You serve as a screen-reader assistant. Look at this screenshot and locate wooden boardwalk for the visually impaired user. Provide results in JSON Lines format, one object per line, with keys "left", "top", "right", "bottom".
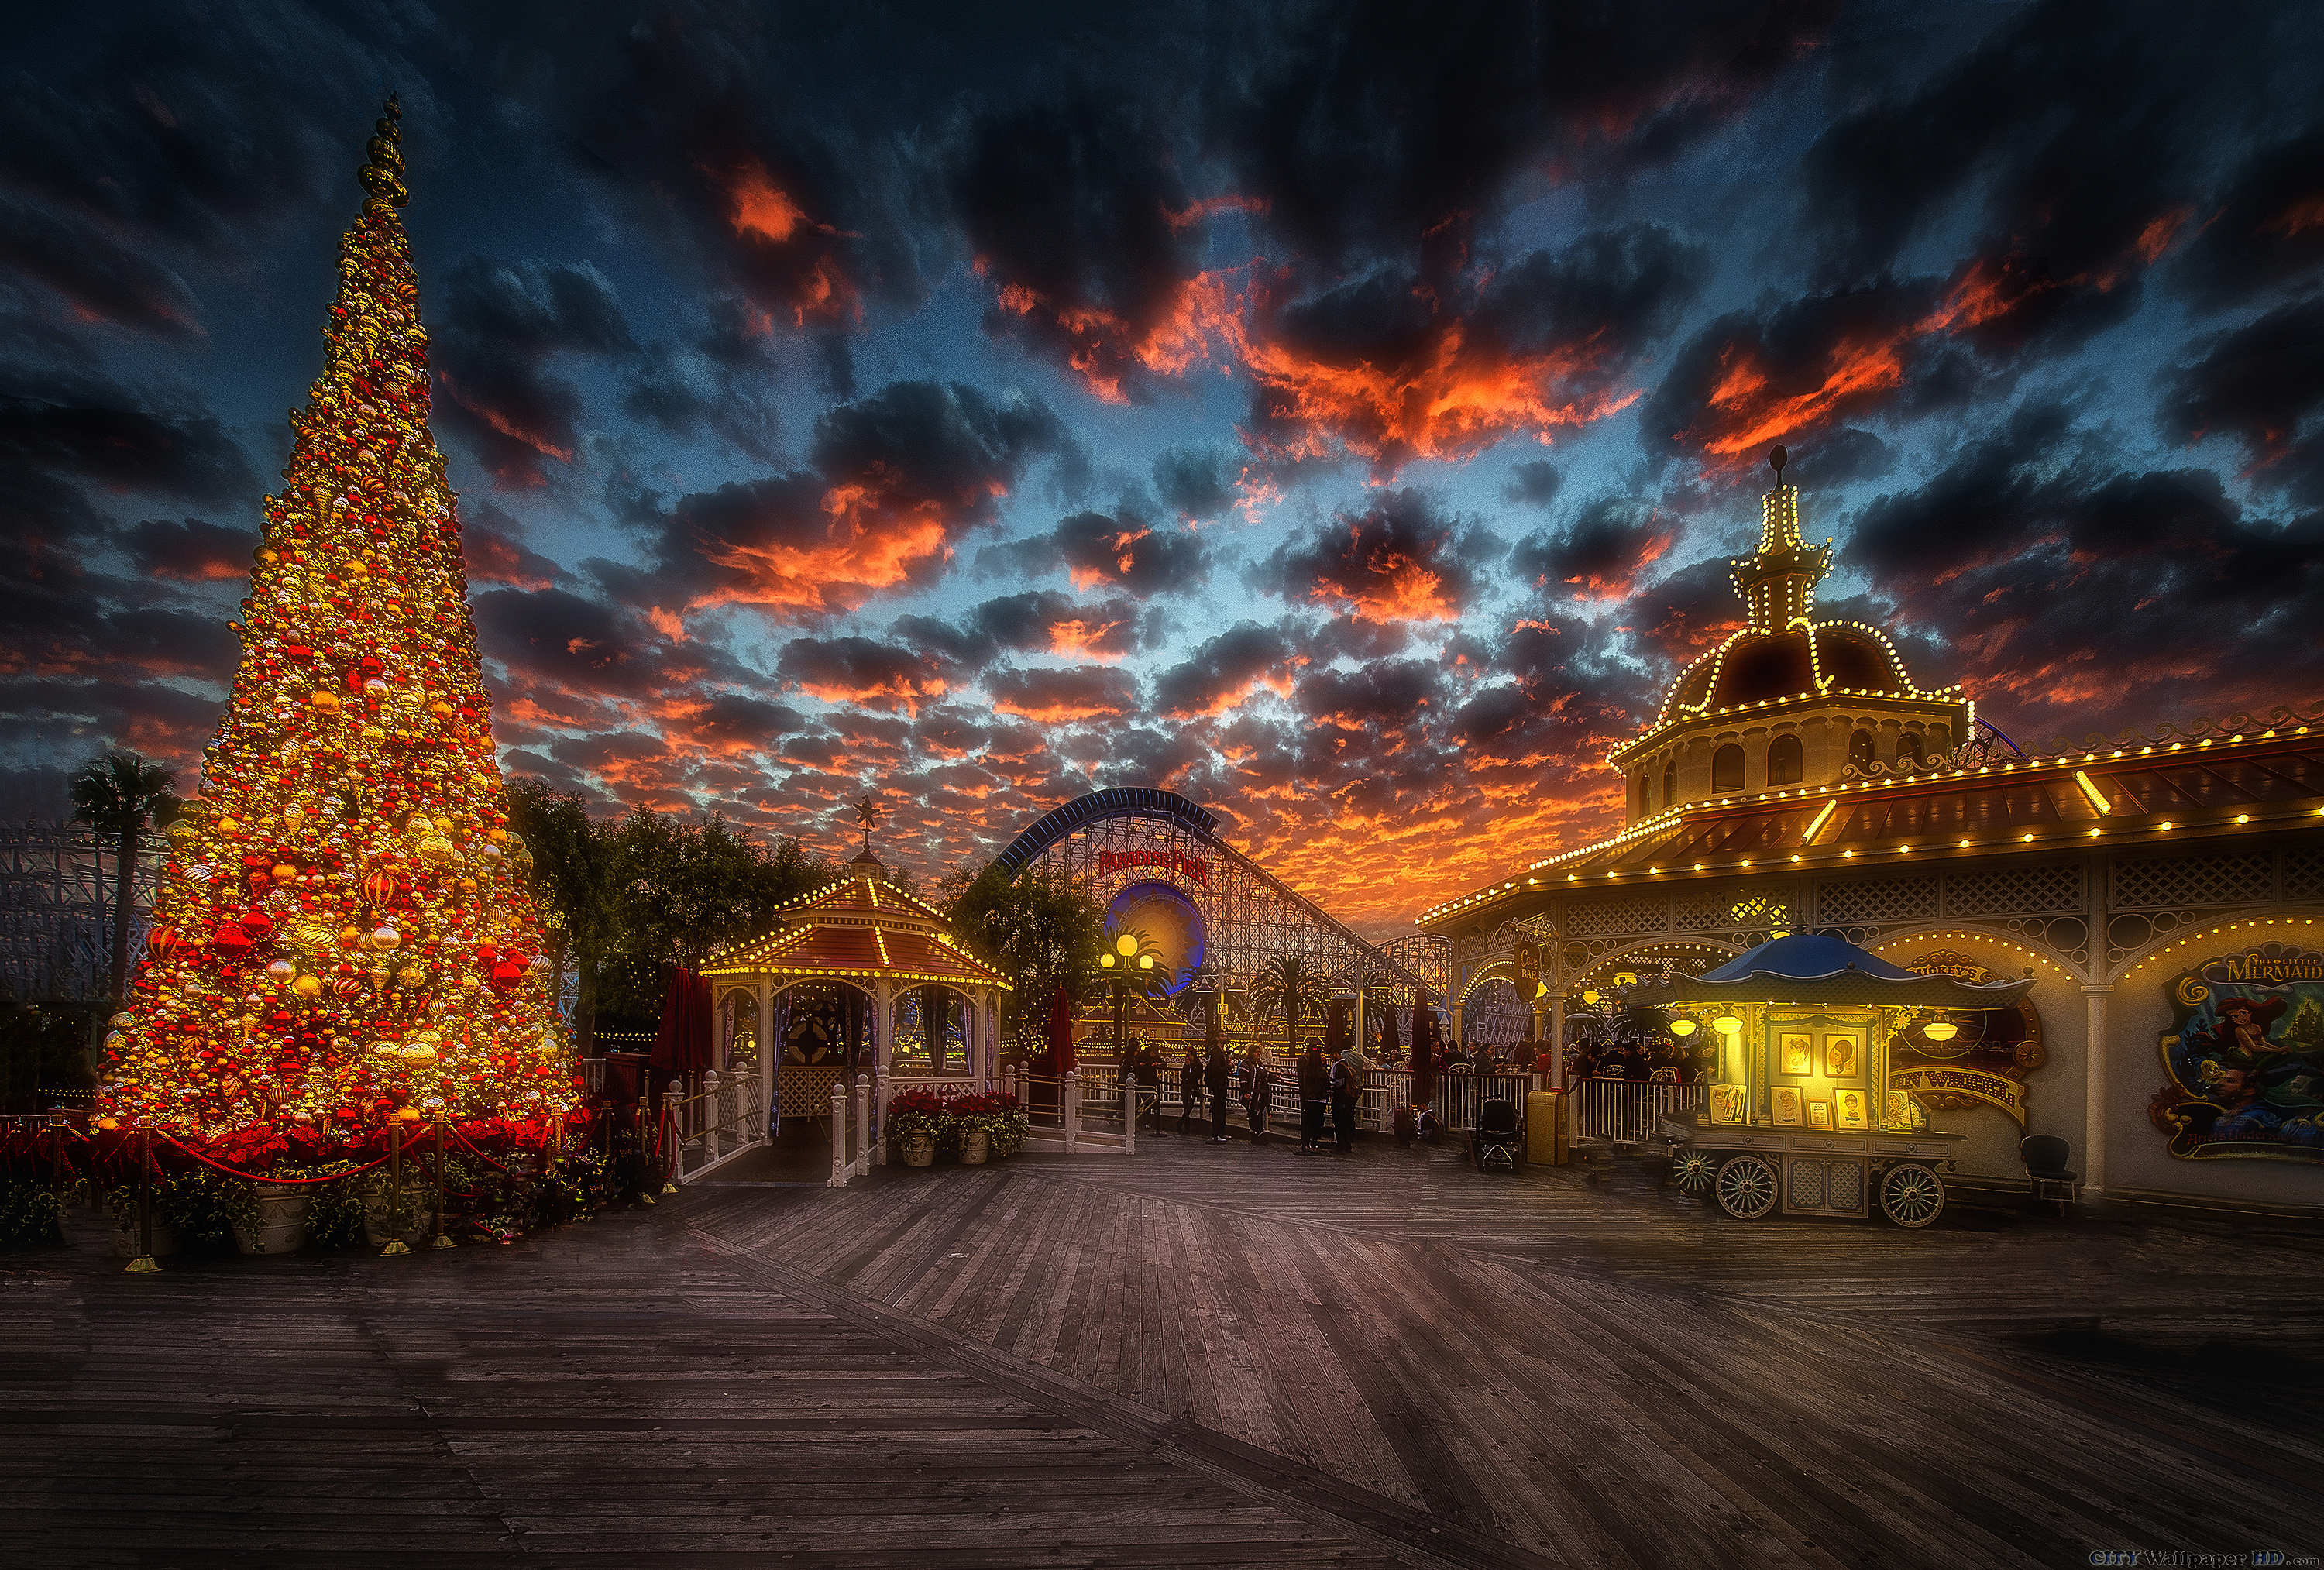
{"left": 5, "top": 1135, "right": 2322, "bottom": 1568}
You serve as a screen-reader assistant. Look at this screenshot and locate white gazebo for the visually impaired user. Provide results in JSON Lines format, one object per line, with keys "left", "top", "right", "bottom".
{"left": 700, "top": 844, "right": 1009, "bottom": 1150}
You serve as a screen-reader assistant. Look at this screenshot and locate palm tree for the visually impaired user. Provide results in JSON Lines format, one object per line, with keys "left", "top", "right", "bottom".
{"left": 1250, "top": 953, "right": 1332, "bottom": 1066}
{"left": 70, "top": 751, "right": 179, "bottom": 1003}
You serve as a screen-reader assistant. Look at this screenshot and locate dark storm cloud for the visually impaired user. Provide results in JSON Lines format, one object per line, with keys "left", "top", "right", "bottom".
{"left": 1502, "top": 461, "right": 1564, "bottom": 509}
{"left": 1241, "top": 222, "right": 1712, "bottom": 476}
{"left": 774, "top": 634, "right": 950, "bottom": 714}
{"left": 0, "top": 196, "right": 206, "bottom": 339}
{"left": 1267, "top": 490, "right": 1501, "bottom": 623}
{"left": 2172, "top": 127, "right": 2324, "bottom": 311}
{"left": 1639, "top": 277, "right": 1995, "bottom": 468}
{"left": 638, "top": 379, "right": 1066, "bottom": 624}
{"left": 1800, "top": 0, "right": 2305, "bottom": 289}
{"left": 1151, "top": 445, "right": 1239, "bottom": 524}
{"left": 1511, "top": 495, "right": 1680, "bottom": 603}
{"left": 122, "top": 518, "right": 256, "bottom": 582}
{"left": 433, "top": 258, "right": 634, "bottom": 486}
{"left": 978, "top": 508, "right": 1212, "bottom": 598}
{"left": 959, "top": 98, "right": 1195, "bottom": 404}
{"left": 562, "top": 9, "right": 923, "bottom": 332}
{"left": 1226, "top": 0, "right": 1839, "bottom": 269}
{"left": 1844, "top": 407, "right": 2324, "bottom": 726}
{"left": 985, "top": 664, "right": 1140, "bottom": 723}
{"left": 1152, "top": 622, "right": 1300, "bottom": 718}
{"left": 2160, "top": 297, "right": 2324, "bottom": 505}
{"left": 471, "top": 586, "right": 669, "bottom": 698}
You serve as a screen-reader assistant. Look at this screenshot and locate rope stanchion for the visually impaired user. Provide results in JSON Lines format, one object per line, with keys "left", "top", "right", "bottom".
{"left": 125, "top": 1127, "right": 160, "bottom": 1275}
{"left": 380, "top": 1122, "right": 411, "bottom": 1257}
{"left": 428, "top": 1122, "right": 455, "bottom": 1249}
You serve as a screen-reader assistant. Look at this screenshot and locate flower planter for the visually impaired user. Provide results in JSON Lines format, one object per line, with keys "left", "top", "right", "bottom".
{"left": 360, "top": 1187, "right": 437, "bottom": 1249}
{"left": 900, "top": 1129, "right": 937, "bottom": 1167}
{"left": 233, "top": 1187, "right": 312, "bottom": 1256}
{"left": 958, "top": 1128, "right": 990, "bottom": 1166}
{"left": 112, "top": 1219, "right": 180, "bottom": 1259}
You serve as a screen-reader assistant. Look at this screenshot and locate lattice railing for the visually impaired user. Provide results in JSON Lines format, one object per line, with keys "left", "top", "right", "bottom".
{"left": 1946, "top": 863, "right": 2083, "bottom": 916}
{"left": 1813, "top": 875, "right": 1937, "bottom": 926}
{"left": 2110, "top": 853, "right": 2274, "bottom": 912}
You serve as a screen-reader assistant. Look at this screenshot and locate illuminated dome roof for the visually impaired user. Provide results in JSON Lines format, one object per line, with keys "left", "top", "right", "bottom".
{"left": 1665, "top": 620, "right": 1916, "bottom": 716}
{"left": 1650, "top": 459, "right": 1950, "bottom": 727}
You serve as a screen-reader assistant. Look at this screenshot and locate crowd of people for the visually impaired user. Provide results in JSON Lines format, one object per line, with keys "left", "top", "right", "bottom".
{"left": 1111, "top": 1036, "right": 1550, "bottom": 1156}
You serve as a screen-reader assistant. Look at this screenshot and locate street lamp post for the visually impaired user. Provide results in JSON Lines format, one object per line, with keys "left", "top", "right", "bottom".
{"left": 1098, "top": 934, "right": 1155, "bottom": 1060}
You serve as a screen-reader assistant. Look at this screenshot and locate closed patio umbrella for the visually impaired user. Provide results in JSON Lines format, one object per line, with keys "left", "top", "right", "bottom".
{"left": 1409, "top": 989, "right": 1435, "bottom": 1113}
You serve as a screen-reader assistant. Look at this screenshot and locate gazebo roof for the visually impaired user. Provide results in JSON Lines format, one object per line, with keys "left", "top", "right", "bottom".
{"left": 1631, "top": 933, "right": 2031, "bottom": 1009}
{"left": 700, "top": 864, "right": 1010, "bottom": 991}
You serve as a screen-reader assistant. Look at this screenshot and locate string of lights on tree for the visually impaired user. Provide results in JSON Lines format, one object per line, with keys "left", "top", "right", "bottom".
{"left": 96, "top": 98, "right": 579, "bottom": 1145}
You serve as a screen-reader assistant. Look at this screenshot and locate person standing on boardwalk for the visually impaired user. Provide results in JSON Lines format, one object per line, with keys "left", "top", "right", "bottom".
{"left": 1246, "top": 1053, "right": 1275, "bottom": 1144}
{"left": 1298, "top": 1041, "right": 1328, "bottom": 1153}
{"left": 1207, "top": 1038, "right": 1232, "bottom": 1142}
{"left": 1330, "top": 1047, "right": 1363, "bottom": 1154}
{"left": 1133, "top": 1039, "right": 1164, "bottom": 1133}
{"left": 1178, "top": 1042, "right": 1203, "bottom": 1134}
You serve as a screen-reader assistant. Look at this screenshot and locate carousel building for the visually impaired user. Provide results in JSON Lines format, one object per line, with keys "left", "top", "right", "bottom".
{"left": 1420, "top": 459, "right": 2324, "bottom": 1215}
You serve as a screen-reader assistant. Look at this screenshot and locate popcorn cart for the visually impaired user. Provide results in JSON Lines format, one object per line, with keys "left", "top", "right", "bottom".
{"left": 1638, "top": 934, "right": 2032, "bottom": 1227}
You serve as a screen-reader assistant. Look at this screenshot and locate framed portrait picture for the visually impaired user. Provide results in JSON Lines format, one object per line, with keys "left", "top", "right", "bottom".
{"left": 1886, "top": 1092, "right": 1926, "bottom": 1132}
{"left": 1780, "top": 1033, "right": 1813, "bottom": 1076}
{"left": 1834, "top": 1088, "right": 1867, "bottom": 1129}
{"left": 1770, "top": 1086, "right": 1803, "bottom": 1126}
{"left": 1823, "top": 1034, "right": 1859, "bottom": 1078}
{"left": 1805, "top": 1098, "right": 1833, "bottom": 1129}
{"left": 1707, "top": 1084, "right": 1748, "bottom": 1125}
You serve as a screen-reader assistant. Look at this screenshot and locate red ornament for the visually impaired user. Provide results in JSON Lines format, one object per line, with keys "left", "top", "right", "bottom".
{"left": 488, "top": 959, "right": 524, "bottom": 993}
{"left": 211, "top": 923, "right": 254, "bottom": 957}
{"left": 240, "top": 909, "right": 274, "bottom": 940}
{"left": 146, "top": 926, "right": 183, "bottom": 959}
{"left": 361, "top": 870, "right": 399, "bottom": 906}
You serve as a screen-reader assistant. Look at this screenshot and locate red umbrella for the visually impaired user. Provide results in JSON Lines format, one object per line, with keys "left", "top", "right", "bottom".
{"left": 651, "top": 966, "right": 713, "bottom": 1077}
{"left": 1408, "top": 988, "right": 1435, "bottom": 1111}
{"left": 1047, "top": 981, "right": 1076, "bottom": 1077}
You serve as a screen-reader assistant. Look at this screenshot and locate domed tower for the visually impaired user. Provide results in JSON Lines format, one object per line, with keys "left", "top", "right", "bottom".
{"left": 1610, "top": 447, "right": 1972, "bottom": 824}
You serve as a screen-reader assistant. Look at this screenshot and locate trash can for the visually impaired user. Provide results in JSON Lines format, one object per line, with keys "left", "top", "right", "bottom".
{"left": 1526, "top": 1090, "right": 1568, "bottom": 1166}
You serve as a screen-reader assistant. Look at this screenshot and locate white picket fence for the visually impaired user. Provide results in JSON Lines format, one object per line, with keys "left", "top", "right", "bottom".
{"left": 1570, "top": 1080, "right": 1706, "bottom": 1144}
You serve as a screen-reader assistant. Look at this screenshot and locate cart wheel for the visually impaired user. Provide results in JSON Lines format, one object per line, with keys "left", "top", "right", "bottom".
{"left": 1714, "top": 1153, "right": 1778, "bottom": 1220}
{"left": 1879, "top": 1162, "right": 1945, "bottom": 1228}
{"left": 1671, "top": 1149, "right": 1717, "bottom": 1197}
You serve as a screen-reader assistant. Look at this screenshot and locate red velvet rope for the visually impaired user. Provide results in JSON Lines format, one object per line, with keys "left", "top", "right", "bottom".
{"left": 152, "top": 1132, "right": 398, "bottom": 1186}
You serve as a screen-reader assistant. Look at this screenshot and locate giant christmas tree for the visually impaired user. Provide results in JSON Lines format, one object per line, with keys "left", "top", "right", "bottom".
{"left": 98, "top": 98, "right": 580, "bottom": 1144}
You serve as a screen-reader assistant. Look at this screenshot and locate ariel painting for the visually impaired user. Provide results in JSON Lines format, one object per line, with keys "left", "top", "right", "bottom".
{"left": 2150, "top": 945, "right": 2324, "bottom": 1162}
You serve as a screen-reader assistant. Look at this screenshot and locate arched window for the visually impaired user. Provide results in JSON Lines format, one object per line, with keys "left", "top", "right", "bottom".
{"left": 1848, "top": 730, "right": 1875, "bottom": 771}
{"left": 1712, "top": 744, "right": 1745, "bottom": 792}
{"left": 1636, "top": 775, "right": 1652, "bottom": 816}
{"left": 1767, "top": 733, "right": 1803, "bottom": 785}
{"left": 1899, "top": 733, "right": 1924, "bottom": 766}
{"left": 1662, "top": 760, "right": 1677, "bottom": 810}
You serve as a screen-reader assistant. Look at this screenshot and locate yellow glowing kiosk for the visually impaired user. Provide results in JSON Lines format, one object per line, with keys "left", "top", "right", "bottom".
{"left": 1642, "top": 933, "right": 2031, "bottom": 1225}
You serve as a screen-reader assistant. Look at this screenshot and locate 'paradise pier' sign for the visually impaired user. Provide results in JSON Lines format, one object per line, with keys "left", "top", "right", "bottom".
{"left": 1098, "top": 847, "right": 1209, "bottom": 886}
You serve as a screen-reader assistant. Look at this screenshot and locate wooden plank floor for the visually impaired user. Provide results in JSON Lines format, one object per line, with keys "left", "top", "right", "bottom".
{"left": 5, "top": 1135, "right": 2322, "bottom": 1568}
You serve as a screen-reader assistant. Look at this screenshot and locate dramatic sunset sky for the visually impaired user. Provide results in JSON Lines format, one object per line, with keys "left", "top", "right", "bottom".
{"left": 7, "top": 2, "right": 2323, "bottom": 933}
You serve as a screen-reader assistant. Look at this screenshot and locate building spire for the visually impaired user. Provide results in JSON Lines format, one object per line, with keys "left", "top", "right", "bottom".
{"left": 1733, "top": 442, "right": 1831, "bottom": 630}
{"left": 358, "top": 94, "right": 407, "bottom": 208}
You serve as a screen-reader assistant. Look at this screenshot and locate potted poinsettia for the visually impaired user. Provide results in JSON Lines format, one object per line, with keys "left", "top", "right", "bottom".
{"left": 948, "top": 1092, "right": 1026, "bottom": 1163}
{"left": 885, "top": 1090, "right": 947, "bottom": 1167}
{"left": 211, "top": 1125, "right": 311, "bottom": 1256}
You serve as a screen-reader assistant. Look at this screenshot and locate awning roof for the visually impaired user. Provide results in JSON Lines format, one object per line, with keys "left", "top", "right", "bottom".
{"left": 1631, "top": 933, "right": 2032, "bottom": 1008}
{"left": 1420, "top": 723, "right": 2324, "bottom": 929}
{"left": 699, "top": 873, "right": 1010, "bottom": 990}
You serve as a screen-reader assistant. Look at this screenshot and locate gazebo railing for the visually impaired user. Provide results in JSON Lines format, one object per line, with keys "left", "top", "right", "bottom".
{"left": 664, "top": 1069, "right": 768, "bottom": 1184}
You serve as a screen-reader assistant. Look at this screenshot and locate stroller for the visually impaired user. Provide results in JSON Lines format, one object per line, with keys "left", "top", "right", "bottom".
{"left": 1471, "top": 1099, "right": 1522, "bottom": 1171}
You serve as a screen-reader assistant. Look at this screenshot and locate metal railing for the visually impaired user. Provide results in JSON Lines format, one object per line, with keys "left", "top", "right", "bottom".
{"left": 1570, "top": 1079, "right": 1706, "bottom": 1144}
{"left": 1085, "top": 1063, "right": 1543, "bottom": 1135}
